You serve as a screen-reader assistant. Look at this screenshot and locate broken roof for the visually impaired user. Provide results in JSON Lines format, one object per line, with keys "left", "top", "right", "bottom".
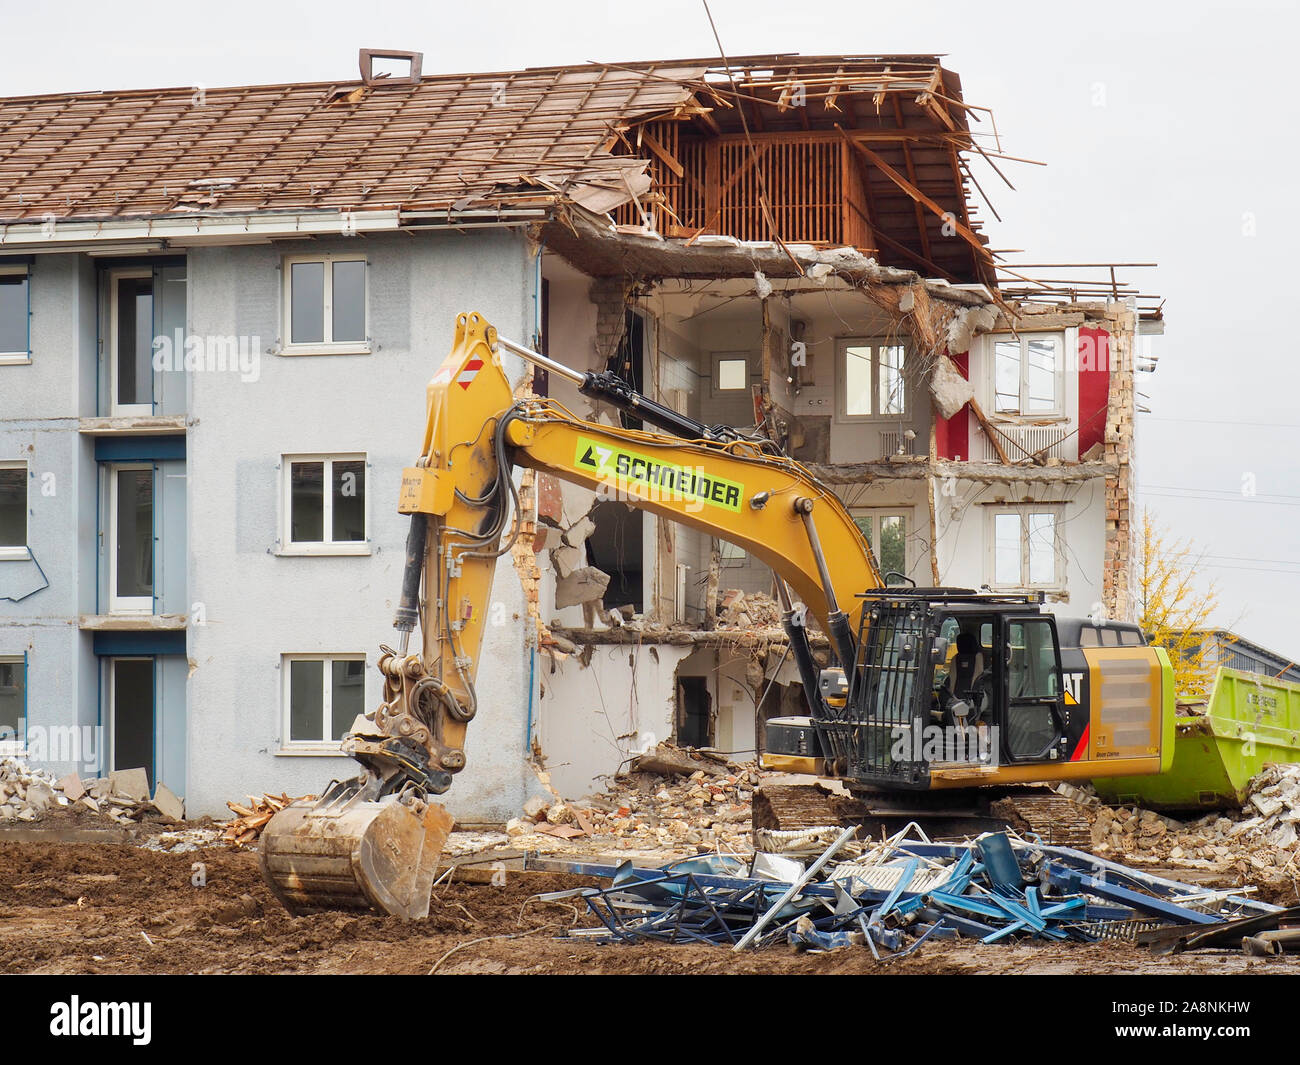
{"left": 0, "top": 52, "right": 997, "bottom": 283}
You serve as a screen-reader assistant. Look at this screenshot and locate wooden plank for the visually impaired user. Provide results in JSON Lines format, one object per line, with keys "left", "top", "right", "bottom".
{"left": 639, "top": 127, "right": 684, "bottom": 179}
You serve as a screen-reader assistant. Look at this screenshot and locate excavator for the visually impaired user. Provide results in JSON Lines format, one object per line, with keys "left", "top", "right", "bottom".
{"left": 259, "top": 312, "right": 1176, "bottom": 918}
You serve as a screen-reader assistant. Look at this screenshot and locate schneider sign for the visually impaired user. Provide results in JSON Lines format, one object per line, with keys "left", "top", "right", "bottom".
{"left": 574, "top": 437, "right": 744, "bottom": 513}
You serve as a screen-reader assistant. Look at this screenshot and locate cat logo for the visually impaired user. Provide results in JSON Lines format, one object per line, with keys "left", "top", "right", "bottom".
{"left": 1062, "top": 672, "right": 1084, "bottom": 705}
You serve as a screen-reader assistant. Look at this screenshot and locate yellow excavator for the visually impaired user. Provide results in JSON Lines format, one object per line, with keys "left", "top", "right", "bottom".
{"left": 259, "top": 312, "right": 1175, "bottom": 918}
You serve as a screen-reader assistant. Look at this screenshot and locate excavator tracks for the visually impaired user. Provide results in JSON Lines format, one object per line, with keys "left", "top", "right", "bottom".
{"left": 753, "top": 782, "right": 1096, "bottom": 848}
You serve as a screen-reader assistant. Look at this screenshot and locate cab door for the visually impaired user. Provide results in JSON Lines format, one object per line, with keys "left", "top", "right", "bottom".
{"left": 998, "top": 615, "right": 1067, "bottom": 763}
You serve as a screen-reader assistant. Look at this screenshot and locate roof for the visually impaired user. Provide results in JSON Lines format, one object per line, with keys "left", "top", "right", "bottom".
{"left": 0, "top": 53, "right": 994, "bottom": 283}
{"left": 0, "top": 61, "right": 705, "bottom": 223}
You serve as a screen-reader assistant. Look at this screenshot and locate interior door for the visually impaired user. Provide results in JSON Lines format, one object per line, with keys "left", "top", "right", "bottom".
{"left": 998, "top": 616, "right": 1066, "bottom": 763}
{"left": 110, "top": 657, "right": 155, "bottom": 787}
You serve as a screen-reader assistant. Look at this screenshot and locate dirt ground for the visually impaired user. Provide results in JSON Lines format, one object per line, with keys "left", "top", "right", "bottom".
{"left": 2, "top": 841, "right": 1297, "bottom": 975}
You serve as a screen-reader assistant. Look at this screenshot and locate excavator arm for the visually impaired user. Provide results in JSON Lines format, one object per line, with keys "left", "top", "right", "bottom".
{"left": 260, "top": 311, "right": 885, "bottom": 918}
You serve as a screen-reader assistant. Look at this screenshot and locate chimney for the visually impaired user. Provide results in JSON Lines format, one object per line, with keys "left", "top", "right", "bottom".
{"left": 358, "top": 48, "right": 423, "bottom": 85}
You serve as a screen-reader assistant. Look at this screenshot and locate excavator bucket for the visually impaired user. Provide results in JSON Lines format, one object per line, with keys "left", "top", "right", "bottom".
{"left": 259, "top": 785, "right": 455, "bottom": 919}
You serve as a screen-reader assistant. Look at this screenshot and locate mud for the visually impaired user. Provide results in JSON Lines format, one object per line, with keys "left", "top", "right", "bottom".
{"left": 3, "top": 841, "right": 1299, "bottom": 974}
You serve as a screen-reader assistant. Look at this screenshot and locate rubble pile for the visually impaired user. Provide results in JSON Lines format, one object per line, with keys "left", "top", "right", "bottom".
{"left": 507, "top": 744, "right": 759, "bottom": 854}
{"left": 0, "top": 758, "right": 185, "bottom": 825}
{"left": 718, "top": 590, "right": 782, "bottom": 629}
{"left": 1088, "top": 765, "right": 1300, "bottom": 885}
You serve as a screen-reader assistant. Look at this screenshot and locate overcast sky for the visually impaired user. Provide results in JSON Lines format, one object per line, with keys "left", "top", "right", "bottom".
{"left": 6, "top": 0, "right": 1296, "bottom": 653}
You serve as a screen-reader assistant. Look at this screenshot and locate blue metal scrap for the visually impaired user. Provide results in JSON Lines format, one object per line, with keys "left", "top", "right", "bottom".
{"left": 525, "top": 829, "right": 1277, "bottom": 953}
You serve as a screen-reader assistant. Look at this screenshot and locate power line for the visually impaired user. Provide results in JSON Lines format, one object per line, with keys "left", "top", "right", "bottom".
{"left": 1142, "top": 490, "right": 1300, "bottom": 508}
{"left": 1199, "top": 562, "right": 1300, "bottom": 576}
{"left": 1142, "top": 483, "right": 1300, "bottom": 501}
{"left": 1140, "top": 416, "right": 1300, "bottom": 429}
{"left": 1201, "top": 553, "right": 1300, "bottom": 567}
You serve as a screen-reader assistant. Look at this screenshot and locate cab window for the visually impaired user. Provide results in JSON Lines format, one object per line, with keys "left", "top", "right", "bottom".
{"left": 1007, "top": 620, "right": 1059, "bottom": 699}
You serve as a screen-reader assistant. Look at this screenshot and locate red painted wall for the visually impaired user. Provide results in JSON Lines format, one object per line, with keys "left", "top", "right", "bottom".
{"left": 1077, "top": 327, "right": 1110, "bottom": 458}
{"left": 935, "top": 350, "right": 969, "bottom": 460}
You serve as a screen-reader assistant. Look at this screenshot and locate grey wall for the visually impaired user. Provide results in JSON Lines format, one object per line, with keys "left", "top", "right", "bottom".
{"left": 184, "top": 228, "right": 539, "bottom": 821}
{"left": 0, "top": 253, "right": 101, "bottom": 777}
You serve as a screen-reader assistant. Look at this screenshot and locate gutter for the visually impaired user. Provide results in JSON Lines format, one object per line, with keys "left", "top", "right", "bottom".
{"left": 0, "top": 205, "right": 552, "bottom": 251}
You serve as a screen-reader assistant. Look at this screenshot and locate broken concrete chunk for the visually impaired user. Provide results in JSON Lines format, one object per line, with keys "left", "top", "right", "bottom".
{"left": 78, "top": 796, "right": 101, "bottom": 814}
{"left": 522, "top": 795, "right": 550, "bottom": 821}
{"left": 558, "top": 481, "right": 597, "bottom": 528}
{"left": 24, "top": 781, "right": 55, "bottom": 812}
{"left": 88, "top": 778, "right": 113, "bottom": 800}
{"left": 554, "top": 566, "right": 610, "bottom": 609}
{"left": 551, "top": 544, "right": 585, "bottom": 580}
{"left": 562, "top": 515, "right": 596, "bottom": 547}
{"left": 531, "top": 524, "right": 560, "bottom": 552}
{"left": 56, "top": 773, "right": 86, "bottom": 801}
{"left": 109, "top": 768, "right": 151, "bottom": 803}
{"left": 1251, "top": 794, "right": 1285, "bottom": 819}
{"left": 929, "top": 355, "right": 975, "bottom": 420}
{"left": 152, "top": 782, "right": 185, "bottom": 822}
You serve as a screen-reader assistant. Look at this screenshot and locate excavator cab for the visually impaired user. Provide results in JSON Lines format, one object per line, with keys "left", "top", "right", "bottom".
{"left": 763, "top": 591, "right": 1074, "bottom": 788}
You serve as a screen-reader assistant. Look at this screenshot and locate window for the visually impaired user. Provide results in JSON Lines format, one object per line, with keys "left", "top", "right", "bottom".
{"left": 282, "top": 455, "right": 368, "bottom": 554}
{"left": 0, "top": 461, "right": 27, "bottom": 561}
{"left": 0, "top": 656, "right": 24, "bottom": 750}
{"left": 992, "top": 334, "right": 1063, "bottom": 416}
{"left": 838, "top": 339, "right": 906, "bottom": 419}
{"left": 719, "top": 540, "right": 746, "bottom": 564}
{"left": 282, "top": 654, "right": 366, "bottom": 749}
{"left": 989, "top": 507, "right": 1062, "bottom": 590}
{"left": 854, "top": 510, "right": 908, "bottom": 579}
{"left": 110, "top": 270, "right": 154, "bottom": 415}
{"left": 283, "top": 255, "right": 368, "bottom": 353}
{"left": 109, "top": 465, "right": 154, "bottom": 613}
{"left": 0, "top": 266, "right": 30, "bottom": 363}
{"left": 711, "top": 352, "right": 750, "bottom": 394}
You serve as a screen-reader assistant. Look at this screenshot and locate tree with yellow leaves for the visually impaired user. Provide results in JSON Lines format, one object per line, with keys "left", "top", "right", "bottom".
{"left": 1136, "top": 509, "right": 1221, "bottom": 700}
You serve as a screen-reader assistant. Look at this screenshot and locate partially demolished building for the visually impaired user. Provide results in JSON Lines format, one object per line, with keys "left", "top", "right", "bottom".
{"left": 0, "top": 51, "right": 1160, "bottom": 817}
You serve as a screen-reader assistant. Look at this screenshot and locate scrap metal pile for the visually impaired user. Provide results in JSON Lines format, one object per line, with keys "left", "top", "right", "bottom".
{"left": 530, "top": 822, "right": 1292, "bottom": 956}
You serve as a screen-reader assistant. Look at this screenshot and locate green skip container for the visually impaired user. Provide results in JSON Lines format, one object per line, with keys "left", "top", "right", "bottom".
{"left": 1093, "top": 667, "right": 1300, "bottom": 811}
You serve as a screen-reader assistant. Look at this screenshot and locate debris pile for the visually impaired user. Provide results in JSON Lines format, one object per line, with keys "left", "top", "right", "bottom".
{"left": 718, "top": 590, "right": 782, "bottom": 629}
{"left": 1088, "top": 764, "right": 1300, "bottom": 887}
{"left": 506, "top": 744, "right": 758, "bottom": 853}
{"left": 221, "top": 793, "right": 312, "bottom": 847}
{"left": 0, "top": 758, "right": 185, "bottom": 825}
{"left": 530, "top": 823, "right": 1288, "bottom": 954}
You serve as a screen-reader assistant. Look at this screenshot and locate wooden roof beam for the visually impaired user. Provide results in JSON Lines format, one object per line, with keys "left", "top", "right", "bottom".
{"left": 838, "top": 127, "right": 990, "bottom": 267}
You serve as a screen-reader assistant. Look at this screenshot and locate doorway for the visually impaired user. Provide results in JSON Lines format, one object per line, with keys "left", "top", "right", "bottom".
{"left": 676, "top": 675, "right": 712, "bottom": 748}
{"left": 110, "top": 657, "right": 154, "bottom": 786}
